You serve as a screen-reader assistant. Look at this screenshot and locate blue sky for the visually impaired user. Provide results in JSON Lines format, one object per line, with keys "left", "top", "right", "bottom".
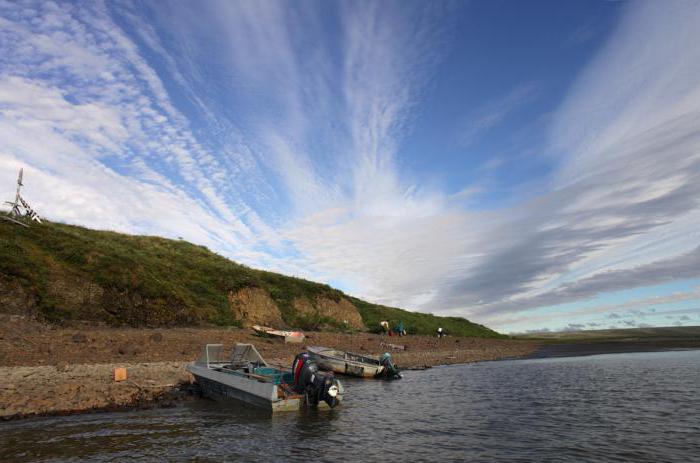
{"left": 1, "top": 0, "right": 699, "bottom": 333}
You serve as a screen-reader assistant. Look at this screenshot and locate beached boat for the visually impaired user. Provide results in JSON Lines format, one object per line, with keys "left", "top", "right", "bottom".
{"left": 251, "top": 325, "right": 305, "bottom": 343}
{"left": 307, "top": 346, "right": 402, "bottom": 379}
{"left": 187, "top": 343, "right": 343, "bottom": 412}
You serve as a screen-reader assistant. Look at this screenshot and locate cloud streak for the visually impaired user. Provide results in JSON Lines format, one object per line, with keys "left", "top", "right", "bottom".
{"left": 0, "top": 1, "right": 271, "bottom": 262}
{"left": 434, "top": 0, "right": 700, "bottom": 327}
{"left": 2, "top": 0, "right": 699, "bottom": 332}
{"left": 459, "top": 82, "right": 538, "bottom": 147}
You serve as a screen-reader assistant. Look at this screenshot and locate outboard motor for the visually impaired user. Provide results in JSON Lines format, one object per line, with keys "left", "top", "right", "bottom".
{"left": 380, "top": 352, "right": 403, "bottom": 380}
{"left": 292, "top": 353, "right": 341, "bottom": 408}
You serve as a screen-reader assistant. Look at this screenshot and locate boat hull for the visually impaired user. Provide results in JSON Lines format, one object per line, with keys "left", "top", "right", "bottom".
{"left": 308, "top": 348, "right": 384, "bottom": 378}
{"left": 187, "top": 363, "right": 341, "bottom": 412}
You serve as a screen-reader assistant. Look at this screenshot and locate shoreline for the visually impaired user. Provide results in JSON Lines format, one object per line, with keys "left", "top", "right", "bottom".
{"left": 7, "top": 344, "right": 698, "bottom": 421}
{"left": 0, "top": 362, "right": 192, "bottom": 420}
{"left": 526, "top": 340, "right": 700, "bottom": 359}
{"left": 0, "top": 316, "right": 537, "bottom": 420}
{"left": 4, "top": 316, "right": 697, "bottom": 420}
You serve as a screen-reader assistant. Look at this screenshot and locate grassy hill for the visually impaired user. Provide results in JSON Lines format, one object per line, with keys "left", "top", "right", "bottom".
{"left": 0, "top": 214, "right": 502, "bottom": 337}
{"left": 351, "top": 297, "right": 499, "bottom": 338}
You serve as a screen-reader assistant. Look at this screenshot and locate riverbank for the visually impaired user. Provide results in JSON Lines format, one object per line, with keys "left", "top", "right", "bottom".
{"left": 527, "top": 340, "right": 700, "bottom": 358}
{"left": 0, "top": 315, "right": 538, "bottom": 420}
{"left": 518, "top": 325, "right": 700, "bottom": 359}
{"left": 0, "top": 362, "right": 190, "bottom": 419}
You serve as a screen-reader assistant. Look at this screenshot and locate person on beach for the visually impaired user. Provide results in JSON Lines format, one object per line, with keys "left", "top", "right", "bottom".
{"left": 437, "top": 327, "right": 444, "bottom": 338}
{"left": 380, "top": 320, "right": 389, "bottom": 335}
{"left": 395, "top": 320, "right": 405, "bottom": 337}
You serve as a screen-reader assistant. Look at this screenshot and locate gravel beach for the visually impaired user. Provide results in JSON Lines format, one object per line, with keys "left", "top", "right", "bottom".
{"left": 0, "top": 315, "right": 539, "bottom": 419}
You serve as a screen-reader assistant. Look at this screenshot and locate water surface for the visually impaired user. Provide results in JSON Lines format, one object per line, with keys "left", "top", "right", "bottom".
{"left": 2, "top": 350, "right": 698, "bottom": 462}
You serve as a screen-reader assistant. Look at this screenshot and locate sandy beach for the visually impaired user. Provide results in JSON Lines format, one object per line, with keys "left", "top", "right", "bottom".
{"left": 0, "top": 315, "right": 538, "bottom": 420}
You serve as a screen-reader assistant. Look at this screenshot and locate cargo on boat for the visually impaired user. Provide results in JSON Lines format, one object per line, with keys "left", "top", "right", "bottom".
{"left": 307, "top": 346, "right": 402, "bottom": 380}
{"left": 186, "top": 343, "right": 343, "bottom": 412}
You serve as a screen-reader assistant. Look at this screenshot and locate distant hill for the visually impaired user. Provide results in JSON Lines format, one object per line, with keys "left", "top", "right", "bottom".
{"left": 0, "top": 214, "right": 502, "bottom": 337}
{"left": 515, "top": 326, "right": 700, "bottom": 342}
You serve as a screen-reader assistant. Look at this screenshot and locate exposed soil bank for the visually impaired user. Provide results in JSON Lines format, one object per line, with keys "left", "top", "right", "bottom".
{"left": 0, "top": 315, "right": 538, "bottom": 419}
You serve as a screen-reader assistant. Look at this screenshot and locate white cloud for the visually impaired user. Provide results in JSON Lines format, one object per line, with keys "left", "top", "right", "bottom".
{"left": 492, "top": 286, "right": 700, "bottom": 330}
{"left": 0, "top": 1, "right": 270, "bottom": 261}
{"left": 459, "top": 82, "right": 538, "bottom": 146}
{"left": 431, "top": 0, "right": 700, "bottom": 327}
{"left": 2, "top": 0, "right": 699, "bottom": 334}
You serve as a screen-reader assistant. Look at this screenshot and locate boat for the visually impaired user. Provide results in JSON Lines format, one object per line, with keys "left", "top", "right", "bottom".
{"left": 307, "top": 346, "right": 402, "bottom": 380}
{"left": 186, "top": 343, "right": 343, "bottom": 412}
{"left": 251, "top": 325, "right": 305, "bottom": 343}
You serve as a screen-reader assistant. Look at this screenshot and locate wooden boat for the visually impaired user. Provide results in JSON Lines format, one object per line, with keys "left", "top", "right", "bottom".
{"left": 186, "top": 343, "right": 343, "bottom": 412}
{"left": 307, "top": 346, "right": 402, "bottom": 379}
{"left": 251, "top": 325, "right": 305, "bottom": 343}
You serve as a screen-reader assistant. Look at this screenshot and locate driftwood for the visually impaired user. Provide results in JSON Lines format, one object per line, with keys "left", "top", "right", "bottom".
{"left": 380, "top": 342, "right": 406, "bottom": 351}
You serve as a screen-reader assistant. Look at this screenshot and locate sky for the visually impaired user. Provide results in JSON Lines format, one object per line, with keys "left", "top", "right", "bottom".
{"left": 1, "top": 0, "right": 699, "bottom": 333}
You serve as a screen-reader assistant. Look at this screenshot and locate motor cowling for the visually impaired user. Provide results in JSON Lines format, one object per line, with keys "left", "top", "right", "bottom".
{"left": 292, "top": 353, "right": 341, "bottom": 408}
{"left": 380, "top": 352, "right": 403, "bottom": 380}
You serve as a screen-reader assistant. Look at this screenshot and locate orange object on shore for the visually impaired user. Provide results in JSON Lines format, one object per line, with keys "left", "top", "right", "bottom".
{"left": 113, "top": 367, "right": 127, "bottom": 382}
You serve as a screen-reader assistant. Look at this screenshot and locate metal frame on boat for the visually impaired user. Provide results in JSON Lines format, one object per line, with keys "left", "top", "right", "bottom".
{"left": 186, "top": 343, "right": 343, "bottom": 412}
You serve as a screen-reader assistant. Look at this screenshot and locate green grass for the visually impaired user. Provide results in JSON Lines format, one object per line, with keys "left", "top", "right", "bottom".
{"left": 0, "top": 214, "right": 500, "bottom": 337}
{"left": 350, "top": 297, "right": 504, "bottom": 338}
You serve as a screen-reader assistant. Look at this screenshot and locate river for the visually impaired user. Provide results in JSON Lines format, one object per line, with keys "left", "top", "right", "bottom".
{"left": 1, "top": 349, "right": 698, "bottom": 462}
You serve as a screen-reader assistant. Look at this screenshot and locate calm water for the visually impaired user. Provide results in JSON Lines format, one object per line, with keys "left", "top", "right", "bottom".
{"left": 2, "top": 350, "right": 699, "bottom": 462}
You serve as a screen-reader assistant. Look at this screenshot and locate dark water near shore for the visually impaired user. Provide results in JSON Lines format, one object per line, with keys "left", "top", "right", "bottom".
{"left": 2, "top": 350, "right": 699, "bottom": 462}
